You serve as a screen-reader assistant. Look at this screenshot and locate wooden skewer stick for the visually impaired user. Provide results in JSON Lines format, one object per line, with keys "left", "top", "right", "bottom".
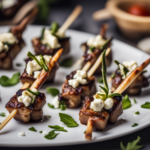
{"left": 88, "top": 48, "right": 111, "bottom": 77}
{"left": 59, "top": 5, "right": 82, "bottom": 33}
{"left": 114, "top": 58, "right": 150, "bottom": 94}
{"left": 82, "top": 62, "right": 92, "bottom": 72}
{"left": 0, "top": 49, "right": 63, "bottom": 131}
{"left": 72, "top": 57, "right": 85, "bottom": 69}
{"left": 85, "top": 117, "right": 94, "bottom": 140}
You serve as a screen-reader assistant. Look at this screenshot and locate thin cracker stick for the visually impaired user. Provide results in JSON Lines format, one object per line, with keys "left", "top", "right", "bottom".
{"left": 60, "top": 5, "right": 82, "bottom": 33}
{"left": 85, "top": 117, "right": 94, "bottom": 140}
{"left": 82, "top": 62, "right": 92, "bottom": 72}
{"left": 114, "top": 58, "right": 150, "bottom": 94}
{"left": 21, "top": 82, "right": 31, "bottom": 89}
{"left": 88, "top": 48, "right": 111, "bottom": 77}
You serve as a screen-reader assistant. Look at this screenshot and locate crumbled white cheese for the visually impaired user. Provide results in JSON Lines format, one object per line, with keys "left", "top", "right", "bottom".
{"left": 18, "top": 132, "right": 25, "bottom": 137}
{"left": 51, "top": 96, "right": 60, "bottom": 108}
{"left": 42, "top": 29, "right": 60, "bottom": 49}
{"left": 34, "top": 71, "right": 41, "bottom": 79}
{"left": 104, "top": 98, "right": 114, "bottom": 110}
{"left": 26, "top": 55, "right": 52, "bottom": 76}
{"left": 0, "top": 41, "right": 9, "bottom": 52}
{"left": 119, "top": 61, "right": 138, "bottom": 79}
{"left": 87, "top": 35, "right": 106, "bottom": 48}
{"left": 87, "top": 49, "right": 92, "bottom": 54}
{"left": 0, "top": 33, "right": 16, "bottom": 44}
{"left": 17, "top": 88, "right": 38, "bottom": 107}
{"left": 90, "top": 99, "right": 105, "bottom": 112}
{"left": 68, "top": 70, "right": 88, "bottom": 88}
{"left": 42, "top": 131, "right": 48, "bottom": 136}
{"left": 2, "top": 0, "right": 17, "bottom": 9}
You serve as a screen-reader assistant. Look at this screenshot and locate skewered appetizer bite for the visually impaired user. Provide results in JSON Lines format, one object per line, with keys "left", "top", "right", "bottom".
{"left": 52, "top": 48, "right": 111, "bottom": 108}
{"left": 32, "top": 5, "right": 82, "bottom": 56}
{"left": 79, "top": 50, "right": 150, "bottom": 140}
{"left": 0, "top": 49, "right": 63, "bottom": 129}
{"left": 20, "top": 52, "right": 58, "bottom": 85}
{"left": 0, "top": 8, "right": 37, "bottom": 70}
{"left": 111, "top": 60, "right": 149, "bottom": 95}
{"left": 81, "top": 24, "right": 112, "bottom": 75}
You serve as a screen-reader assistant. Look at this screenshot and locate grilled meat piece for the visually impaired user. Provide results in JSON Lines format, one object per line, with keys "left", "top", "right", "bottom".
{"left": 0, "top": 55, "right": 12, "bottom": 69}
{"left": 32, "top": 37, "right": 70, "bottom": 56}
{"left": 81, "top": 42, "right": 112, "bottom": 75}
{"left": 5, "top": 89, "right": 46, "bottom": 122}
{"left": 79, "top": 96, "right": 123, "bottom": 130}
{"left": 112, "top": 69, "right": 149, "bottom": 95}
{"left": 20, "top": 58, "right": 59, "bottom": 84}
{"left": 59, "top": 71, "right": 96, "bottom": 108}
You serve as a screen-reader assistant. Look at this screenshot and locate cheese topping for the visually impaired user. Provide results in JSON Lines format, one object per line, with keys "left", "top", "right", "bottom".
{"left": 119, "top": 61, "right": 138, "bottom": 79}
{"left": 87, "top": 35, "right": 106, "bottom": 48}
{"left": 42, "top": 29, "right": 61, "bottom": 49}
{"left": 26, "top": 55, "right": 52, "bottom": 78}
{"left": 68, "top": 70, "right": 88, "bottom": 88}
{"left": 42, "top": 131, "right": 48, "bottom": 136}
{"left": 90, "top": 99, "right": 105, "bottom": 112}
{"left": 17, "top": 88, "right": 38, "bottom": 107}
{"left": 0, "top": 41, "right": 9, "bottom": 52}
{"left": 2, "top": 0, "right": 17, "bottom": 9}
{"left": 51, "top": 96, "right": 60, "bottom": 108}
{"left": 18, "top": 132, "right": 25, "bottom": 137}
{"left": 0, "top": 33, "right": 16, "bottom": 44}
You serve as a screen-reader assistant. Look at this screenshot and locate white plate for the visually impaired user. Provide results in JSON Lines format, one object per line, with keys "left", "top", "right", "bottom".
{"left": 0, "top": 26, "right": 150, "bottom": 147}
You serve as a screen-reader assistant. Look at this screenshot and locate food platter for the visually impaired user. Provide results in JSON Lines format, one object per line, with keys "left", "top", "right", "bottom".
{"left": 0, "top": 25, "right": 150, "bottom": 147}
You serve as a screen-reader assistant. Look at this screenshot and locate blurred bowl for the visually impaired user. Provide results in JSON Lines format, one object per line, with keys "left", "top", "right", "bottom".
{"left": 106, "top": 0, "right": 150, "bottom": 39}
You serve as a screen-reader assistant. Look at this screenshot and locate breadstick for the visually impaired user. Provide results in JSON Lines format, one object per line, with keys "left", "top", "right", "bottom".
{"left": 85, "top": 117, "right": 94, "bottom": 140}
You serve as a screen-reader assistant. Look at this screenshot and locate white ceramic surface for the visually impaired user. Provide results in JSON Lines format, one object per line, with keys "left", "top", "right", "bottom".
{"left": 0, "top": 26, "right": 150, "bottom": 147}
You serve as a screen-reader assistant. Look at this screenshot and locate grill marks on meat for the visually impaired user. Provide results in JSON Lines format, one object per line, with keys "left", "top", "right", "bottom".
{"left": 5, "top": 89, "right": 46, "bottom": 122}
{"left": 32, "top": 37, "right": 70, "bottom": 56}
{"left": 20, "top": 58, "right": 59, "bottom": 84}
{"left": 112, "top": 70, "right": 149, "bottom": 95}
{"left": 81, "top": 42, "right": 112, "bottom": 75}
{"left": 59, "top": 71, "right": 97, "bottom": 108}
{"left": 79, "top": 96, "right": 123, "bottom": 130}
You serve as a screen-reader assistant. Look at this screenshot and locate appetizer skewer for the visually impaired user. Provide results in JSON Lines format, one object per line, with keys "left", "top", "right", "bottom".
{"left": 79, "top": 50, "right": 150, "bottom": 140}
{"left": 53, "top": 48, "right": 111, "bottom": 108}
{"left": 110, "top": 60, "right": 149, "bottom": 95}
{"left": 0, "top": 8, "right": 38, "bottom": 70}
{"left": 32, "top": 5, "right": 82, "bottom": 56}
{"left": 0, "top": 49, "right": 63, "bottom": 131}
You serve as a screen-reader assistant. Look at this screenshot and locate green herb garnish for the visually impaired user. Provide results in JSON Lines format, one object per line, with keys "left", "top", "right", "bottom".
{"left": 26, "top": 88, "right": 40, "bottom": 96}
{"left": 44, "top": 130, "right": 59, "bottom": 140}
{"left": 39, "top": 131, "right": 43, "bottom": 134}
{"left": 0, "top": 112, "right": 6, "bottom": 117}
{"left": 89, "top": 46, "right": 95, "bottom": 52}
{"left": 48, "top": 103, "right": 55, "bottom": 109}
{"left": 122, "top": 95, "right": 131, "bottom": 110}
{"left": 27, "top": 52, "right": 49, "bottom": 72}
{"left": 100, "top": 37, "right": 113, "bottom": 50}
{"left": 111, "top": 73, "right": 115, "bottom": 79}
{"left": 98, "top": 77, "right": 103, "bottom": 83}
{"left": 48, "top": 125, "right": 67, "bottom": 132}
{"left": 28, "top": 127, "right": 37, "bottom": 132}
{"left": 141, "top": 102, "right": 150, "bottom": 109}
{"left": 40, "top": 27, "right": 45, "bottom": 40}
{"left": 49, "top": 22, "right": 59, "bottom": 34}
{"left": 0, "top": 72, "right": 20, "bottom": 87}
{"left": 132, "top": 123, "right": 138, "bottom": 127}
{"left": 120, "top": 136, "right": 143, "bottom": 150}
{"left": 60, "top": 57, "right": 73, "bottom": 67}
{"left": 59, "top": 113, "right": 79, "bottom": 127}
{"left": 59, "top": 101, "right": 66, "bottom": 111}
{"left": 133, "top": 98, "right": 137, "bottom": 104}
{"left": 135, "top": 111, "right": 140, "bottom": 115}
{"left": 46, "top": 87, "right": 59, "bottom": 97}
{"left": 84, "top": 130, "right": 86, "bottom": 134}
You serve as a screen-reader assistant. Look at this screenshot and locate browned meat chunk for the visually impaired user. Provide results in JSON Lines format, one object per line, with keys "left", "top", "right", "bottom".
{"left": 0, "top": 55, "right": 12, "bottom": 69}
{"left": 59, "top": 71, "right": 96, "bottom": 108}
{"left": 32, "top": 37, "right": 70, "bottom": 56}
{"left": 5, "top": 89, "right": 46, "bottom": 122}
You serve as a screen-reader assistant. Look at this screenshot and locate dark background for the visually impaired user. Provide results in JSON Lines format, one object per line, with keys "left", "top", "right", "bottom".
{"left": 1, "top": 0, "right": 150, "bottom": 149}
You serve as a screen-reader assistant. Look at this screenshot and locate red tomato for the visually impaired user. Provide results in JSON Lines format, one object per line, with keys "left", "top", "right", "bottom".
{"left": 128, "top": 5, "right": 150, "bottom": 16}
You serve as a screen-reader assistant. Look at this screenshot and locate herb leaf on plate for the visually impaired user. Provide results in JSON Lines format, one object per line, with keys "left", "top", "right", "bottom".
{"left": 132, "top": 123, "right": 138, "bottom": 127}
{"left": 44, "top": 130, "right": 59, "bottom": 140}
{"left": 48, "top": 125, "right": 67, "bottom": 132}
{"left": 46, "top": 87, "right": 59, "bottom": 97}
{"left": 122, "top": 95, "right": 131, "bottom": 110}
{"left": 59, "top": 113, "right": 79, "bottom": 127}
{"left": 28, "top": 127, "right": 37, "bottom": 132}
{"left": 135, "top": 111, "right": 140, "bottom": 115}
{"left": 141, "top": 102, "right": 150, "bottom": 109}
{"left": 48, "top": 103, "right": 55, "bottom": 109}
{"left": 0, "top": 72, "right": 20, "bottom": 87}
{"left": 60, "top": 57, "right": 73, "bottom": 67}
{"left": 120, "top": 136, "right": 143, "bottom": 150}
{"left": 0, "top": 112, "right": 6, "bottom": 117}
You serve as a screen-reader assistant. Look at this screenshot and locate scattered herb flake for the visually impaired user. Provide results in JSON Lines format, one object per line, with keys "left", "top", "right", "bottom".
{"left": 46, "top": 87, "right": 59, "bottom": 97}
{"left": 60, "top": 57, "right": 73, "bottom": 68}
{"left": 135, "top": 111, "right": 140, "bottom": 115}
{"left": 39, "top": 131, "right": 43, "bottom": 134}
{"left": 48, "top": 103, "right": 54, "bottom": 109}
{"left": 48, "top": 125, "right": 67, "bottom": 132}
{"left": 0, "top": 112, "right": 6, "bottom": 117}
{"left": 59, "top": 113, "right": 79, "bottom": 127}
{"left": 44, "top": 130, "right": 59, "bottom": 140}
{"left": 132, "top": 123, "right": 138, "bottom": 127}
{"left": 84, "top": 130, "right": 86, "bottom": 134}
{"left": 16, "top": 63, "right": 22, "bottom": 67}
{"left": 133, "top": 98, "right": 137, "bottom": 104}
{"left": 47, "top": 115, "right": 51, "bottom": 118}
{"left": 28, "top": 127, "right": 37, "bottom": 132}
{"left": 0, "top": 72, "right": 20, "bottom": 87}
{"left": 59, "top": 101, "right": 66, "bottom": 111}
{"left": 120, "top": 136, "right": 143, "bottom": 150}
{"left": 141, "top": 102, "right": 150, "bottom": 109}
{"left": 98, "top": 77, "right": 103, "bottom": 83}
{"left": 122, "top": 95, "right": 131, "bottom": 110}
